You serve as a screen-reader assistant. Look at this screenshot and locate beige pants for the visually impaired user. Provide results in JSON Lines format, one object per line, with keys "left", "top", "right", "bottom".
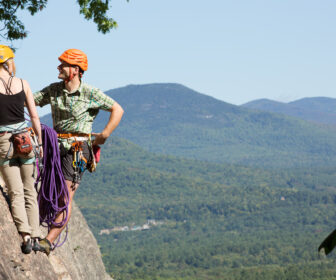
{"left": 0, "top": 164, "right": 41, "bottom": 237}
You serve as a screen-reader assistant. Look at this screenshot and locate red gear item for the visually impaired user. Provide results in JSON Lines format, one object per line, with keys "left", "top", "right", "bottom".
{"left": 93, "top": 145, "right": 101, "bottom": 163}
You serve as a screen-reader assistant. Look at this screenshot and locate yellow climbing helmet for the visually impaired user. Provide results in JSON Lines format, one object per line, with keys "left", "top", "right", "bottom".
{"left": 0, "top": 45, "right": 14, "bottom": 63}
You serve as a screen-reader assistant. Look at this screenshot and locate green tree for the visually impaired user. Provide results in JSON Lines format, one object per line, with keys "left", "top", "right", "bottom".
{"left": 0, "top": 0, "right": 128, "bottom": 41}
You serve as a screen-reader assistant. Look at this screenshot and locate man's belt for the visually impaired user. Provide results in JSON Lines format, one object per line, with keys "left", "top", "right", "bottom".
{"left": 57, "top": 133, "right": 90, "bottom": 138}
{"left": 57, "top": 133, "right": 90, "bottom": 141}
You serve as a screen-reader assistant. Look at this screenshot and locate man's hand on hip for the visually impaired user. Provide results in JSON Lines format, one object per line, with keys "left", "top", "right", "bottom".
{"left": 91, "top": 132, "right": 108, "bottom": 145}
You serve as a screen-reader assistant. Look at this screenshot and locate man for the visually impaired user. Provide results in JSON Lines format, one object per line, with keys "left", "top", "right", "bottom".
{"left": 34, "top": 49, "right": 124, "bottom": 254}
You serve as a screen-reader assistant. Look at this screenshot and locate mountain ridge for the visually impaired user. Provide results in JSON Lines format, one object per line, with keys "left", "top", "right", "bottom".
{"left": 242, "top": 96, "right": 336, "bottom": 125}
{"left": 40, "top": 83, "right": 336, "bottom": 168}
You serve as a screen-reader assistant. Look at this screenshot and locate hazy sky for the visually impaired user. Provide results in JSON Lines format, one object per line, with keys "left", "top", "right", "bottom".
{"left": 5, "top": 0, "right": 336, "bottom": 116}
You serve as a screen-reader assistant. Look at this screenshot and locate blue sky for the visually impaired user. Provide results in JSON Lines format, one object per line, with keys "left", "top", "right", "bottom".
{"left": 5, "top": 0, "right": 336, "bottom": 116}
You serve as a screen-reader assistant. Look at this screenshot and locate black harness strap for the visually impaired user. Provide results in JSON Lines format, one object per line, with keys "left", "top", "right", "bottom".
{"left": 0, "top": 76, "right": 14, "bottom": 95}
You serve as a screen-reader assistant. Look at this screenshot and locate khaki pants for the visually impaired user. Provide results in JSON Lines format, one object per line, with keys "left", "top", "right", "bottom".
{"left": 0, "top": 164, "right": 41, "bottom": 237}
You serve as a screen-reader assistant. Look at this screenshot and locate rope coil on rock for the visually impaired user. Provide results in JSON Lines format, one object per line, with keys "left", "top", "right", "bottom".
{"left": 36, "top": 124, "right": 69, "bottom": 247}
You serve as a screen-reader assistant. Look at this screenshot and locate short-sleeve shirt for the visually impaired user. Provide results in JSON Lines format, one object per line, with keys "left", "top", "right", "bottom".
{"left": 34, "top": 82, "right": 115, "bottom": 134}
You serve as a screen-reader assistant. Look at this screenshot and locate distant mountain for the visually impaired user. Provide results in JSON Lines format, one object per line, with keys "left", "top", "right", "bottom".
{"left": 242, "top": 97, "right": 336, "bottom": 125}
{"left": 290, "top": 97, "right": 336, "bottom": 114}
{"left": 40, "top": 83, "right": 336, "bottom": 168}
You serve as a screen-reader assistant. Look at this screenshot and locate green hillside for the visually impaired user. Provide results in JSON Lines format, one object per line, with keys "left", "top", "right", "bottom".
{"left": 75, "top": 137, "right": 336, "bottom": 280}
{"left": 103, "top": 83, "right": 336, "bottom": 168}
{"left": 40, "top": 83, "right": 336, "bottom": 168}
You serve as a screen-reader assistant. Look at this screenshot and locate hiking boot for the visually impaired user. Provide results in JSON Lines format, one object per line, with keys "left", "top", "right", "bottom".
{"left": 21, "top": 236, "right": 32, "bottom": 254}
{"left": 35, "top": 238, "right": 52, "bottom": 256}
{"left": 32, "top": 238, "right": 43, "bottom": 252}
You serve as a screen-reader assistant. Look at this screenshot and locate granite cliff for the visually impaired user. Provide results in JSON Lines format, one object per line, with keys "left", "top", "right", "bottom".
{"left": 0, "top": 176, "right": 112, "bottom": 280}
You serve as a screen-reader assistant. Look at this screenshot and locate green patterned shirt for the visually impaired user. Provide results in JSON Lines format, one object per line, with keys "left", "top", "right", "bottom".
{"left": 34, "top": 82, "right": 115, "bottom": 134}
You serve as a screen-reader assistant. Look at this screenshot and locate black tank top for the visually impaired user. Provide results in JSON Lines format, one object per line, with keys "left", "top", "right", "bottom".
{"left": 0, "top": 78, "right": 25, "bottom": 126}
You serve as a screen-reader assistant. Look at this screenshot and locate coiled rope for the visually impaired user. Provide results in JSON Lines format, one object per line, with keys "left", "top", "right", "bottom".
{"left": 36, "top": 124, "right": 69, "bottom": 247}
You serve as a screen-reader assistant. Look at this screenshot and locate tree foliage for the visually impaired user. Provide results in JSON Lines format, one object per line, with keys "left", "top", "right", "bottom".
{"left": 74, "top": 137, "right": 336, "bottom": 280}
{"left": 0, "top": 0, "right": 127, "bottom": 41}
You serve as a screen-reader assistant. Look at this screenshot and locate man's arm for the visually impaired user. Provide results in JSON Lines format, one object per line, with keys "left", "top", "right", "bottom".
{"left": 92, "top": 101, "right": 124, "bottom": 145}
{"left": 33, "top": 83, "right": 56, "bottom": 107}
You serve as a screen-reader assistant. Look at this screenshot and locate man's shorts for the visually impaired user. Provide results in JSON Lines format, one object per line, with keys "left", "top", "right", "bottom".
{"left": 60, "top": 141, "right": 92, "bottom": 182}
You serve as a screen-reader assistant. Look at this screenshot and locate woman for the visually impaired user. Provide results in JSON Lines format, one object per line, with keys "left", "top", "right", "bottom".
{"left": 0, "top": 45, "right": 43, "bottom": 254}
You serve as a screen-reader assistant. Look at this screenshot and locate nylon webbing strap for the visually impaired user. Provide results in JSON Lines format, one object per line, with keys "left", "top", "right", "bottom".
{"left": 57, "top": 133, "right": 90, "bottom": 139}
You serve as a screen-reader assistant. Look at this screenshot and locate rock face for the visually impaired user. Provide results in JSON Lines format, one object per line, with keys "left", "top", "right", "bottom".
{"left": 49, "top": 202, "right": 112, "bottom": 280}
{"left": 0, "top": 177, "right": 111, "bottom": 280}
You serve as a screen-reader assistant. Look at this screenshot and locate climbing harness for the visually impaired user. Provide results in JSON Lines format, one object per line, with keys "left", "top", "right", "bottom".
{"left": 57, "top": 133, "right": 90, "bottom": 139}
{"left": 57, "top": 133, "right": 90, "bottom": 182}
{"left": 0, "top": 122, "right": 43, "bottom": 179}
{"left": 70, "top": 141, "right": 87, "bottom": 184}
{"left": 57, "top": 132, "right": 97, "bottom": 174}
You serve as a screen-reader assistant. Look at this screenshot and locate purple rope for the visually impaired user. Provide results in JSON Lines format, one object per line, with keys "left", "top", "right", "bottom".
{"left": 36, "top": 124, "right": 69, "bottom": 247}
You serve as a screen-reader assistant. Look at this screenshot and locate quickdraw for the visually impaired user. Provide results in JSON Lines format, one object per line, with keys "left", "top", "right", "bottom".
{"left": 57, "top": 132, "right": 97, "bottom": 174}
{"left": 71, "top": 141, "right": 87, "bottom": 184}
{"left": 29, "top": 127, "right": 43, "bottom": 177}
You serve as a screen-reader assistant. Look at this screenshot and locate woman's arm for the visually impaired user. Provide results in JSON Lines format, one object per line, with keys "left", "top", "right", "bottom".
{"left": 23, "top": 79, "right": 43, "bottom": 156}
